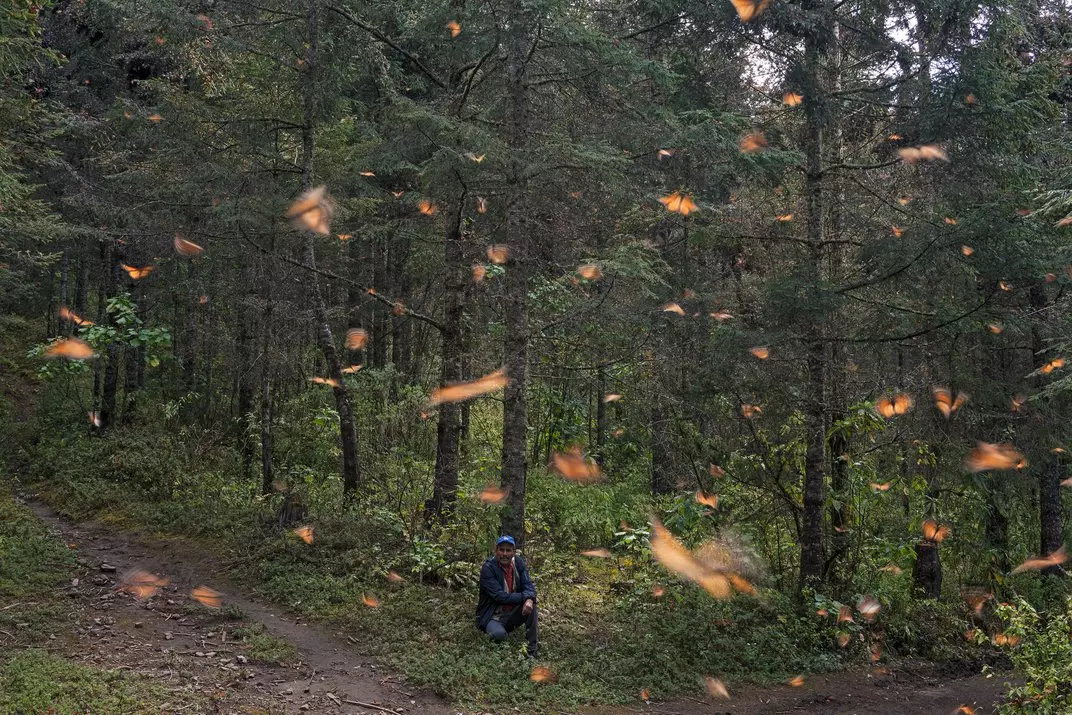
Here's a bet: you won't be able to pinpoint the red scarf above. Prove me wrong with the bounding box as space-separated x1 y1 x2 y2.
501 560 516 612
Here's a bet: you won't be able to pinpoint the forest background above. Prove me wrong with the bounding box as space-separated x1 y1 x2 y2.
3 0 1072 710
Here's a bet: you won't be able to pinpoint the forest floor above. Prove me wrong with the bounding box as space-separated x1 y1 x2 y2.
11 493 1009 715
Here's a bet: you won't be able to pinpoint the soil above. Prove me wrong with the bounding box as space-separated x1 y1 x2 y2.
22 496 456 715
19 496 1012 715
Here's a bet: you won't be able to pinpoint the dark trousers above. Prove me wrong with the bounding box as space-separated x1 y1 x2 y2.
485 605 538 653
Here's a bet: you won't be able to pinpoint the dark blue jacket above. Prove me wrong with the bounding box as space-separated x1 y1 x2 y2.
474 554 537 630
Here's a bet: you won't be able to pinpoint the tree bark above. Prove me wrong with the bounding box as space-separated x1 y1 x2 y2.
58 248 70 336
99 243 121 431
912 542 942 598
426 197 466 522
798 8 830 588
499 0 533 545
301 0 361 495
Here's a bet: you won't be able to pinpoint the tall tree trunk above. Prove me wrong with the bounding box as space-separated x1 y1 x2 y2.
74 253 89 315
1040 458 1064 573
426 198 466 522
58 248 70 336
259 238 276 496
99 243 121 431
798 4 830 589
237 298 256 477
595 365 607 467
499 0 532 545
301 0 361 495
651 400 675 494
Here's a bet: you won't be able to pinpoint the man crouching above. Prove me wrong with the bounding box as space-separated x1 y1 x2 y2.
475 535 538 658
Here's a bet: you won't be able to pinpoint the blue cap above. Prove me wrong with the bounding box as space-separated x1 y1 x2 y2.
496 535 516 546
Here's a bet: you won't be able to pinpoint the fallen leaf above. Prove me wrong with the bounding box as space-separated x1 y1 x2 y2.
429 368 509 405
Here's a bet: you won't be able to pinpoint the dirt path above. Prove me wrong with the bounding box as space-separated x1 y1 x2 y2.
24 496 455 715
24 494 1012 715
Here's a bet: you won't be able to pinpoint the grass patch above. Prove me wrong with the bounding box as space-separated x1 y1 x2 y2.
0 649 169 714
232 623 299 664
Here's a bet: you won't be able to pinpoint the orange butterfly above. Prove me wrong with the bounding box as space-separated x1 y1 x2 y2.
46 338 95 360
580 548 612 558
341 364 363 374
657 148 674 159
695 491 719 508
418 199 438 216
965 442 1026 473
530 665 557 683
729 0 770 22
476 196 488 214
649 518 752 601
429 368 509 405
465 152 486 163
472 265 487 282
122 264 154 280
446 20 461 37
897 145 948 163
922 519 951 543
961 245 974 256
782 93 803 106
1039 357 1065 375
487 245 509 264
776 213 793 222
191 585 223 608
703 676 730 698
550 446 602 484
1010 546 1067 575
891 226 904 237
577 264 602 280
932 387 967 418
286 185 332 235
362 593 380 608
310 376 341 388
346 328 368 350
710 311 733 321
875 393 912 418
358 170 375 177
658 192 698 215
173 235 203 257
119 569 169 600
662 302 686 316
740 404 761 419
58 306 94 327
293 525 314 544
478 485 506 504
739 132 767 153
749 346 769 359
788 676 805 687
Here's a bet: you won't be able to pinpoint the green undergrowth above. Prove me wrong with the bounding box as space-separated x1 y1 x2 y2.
0 649 170 715
0 483 175 714
232 622 299 664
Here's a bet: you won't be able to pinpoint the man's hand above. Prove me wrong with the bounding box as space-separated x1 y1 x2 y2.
522 599 533 616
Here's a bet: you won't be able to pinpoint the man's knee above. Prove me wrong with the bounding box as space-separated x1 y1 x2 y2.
485 622 508 642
